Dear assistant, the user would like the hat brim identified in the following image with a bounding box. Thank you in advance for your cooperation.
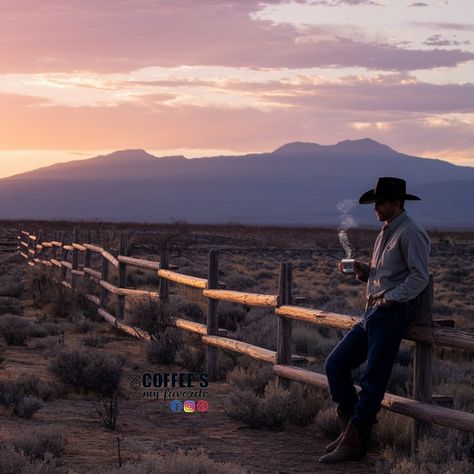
[358,189,421,204]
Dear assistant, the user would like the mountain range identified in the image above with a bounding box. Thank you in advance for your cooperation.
[1,139,474,228]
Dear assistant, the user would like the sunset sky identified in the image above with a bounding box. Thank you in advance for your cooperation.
[0,0,473,178]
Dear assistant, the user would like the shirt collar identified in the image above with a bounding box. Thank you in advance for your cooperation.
[382,210,407,233]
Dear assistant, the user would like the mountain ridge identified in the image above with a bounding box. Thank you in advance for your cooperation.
[1,139,473,228]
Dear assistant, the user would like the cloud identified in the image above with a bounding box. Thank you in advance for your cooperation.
[214,74,474,114]
[1,0,473,74]
[423,34,471,47]
[1,71,473,164]
[408,2,429,6]
[309,0,381,5]
[414,22,474,31]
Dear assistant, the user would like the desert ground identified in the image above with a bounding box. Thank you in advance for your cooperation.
[0,221,472,473]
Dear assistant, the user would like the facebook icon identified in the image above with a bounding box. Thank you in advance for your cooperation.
[170,400,183,412]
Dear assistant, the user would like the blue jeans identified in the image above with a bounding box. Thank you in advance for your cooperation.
[324,300,416,434]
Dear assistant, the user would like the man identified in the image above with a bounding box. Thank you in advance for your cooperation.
[319,177,430,464]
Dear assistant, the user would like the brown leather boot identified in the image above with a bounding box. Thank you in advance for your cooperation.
[319,421,360,463]
[323,408,352,454]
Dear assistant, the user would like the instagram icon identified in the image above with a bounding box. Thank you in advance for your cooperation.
[183,400,195,413]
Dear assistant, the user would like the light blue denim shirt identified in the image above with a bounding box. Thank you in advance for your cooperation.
[366,210,430,303]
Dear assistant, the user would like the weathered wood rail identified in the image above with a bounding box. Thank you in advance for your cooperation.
[17,228,474,455]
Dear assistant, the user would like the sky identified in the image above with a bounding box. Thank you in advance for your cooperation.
[0,0,473,178]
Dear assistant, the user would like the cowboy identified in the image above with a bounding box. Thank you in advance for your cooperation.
[319,177,430,464]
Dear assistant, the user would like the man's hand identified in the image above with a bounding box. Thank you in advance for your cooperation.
[379,297,394,307]
[338,260,369,282]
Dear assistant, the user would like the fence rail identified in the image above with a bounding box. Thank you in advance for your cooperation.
[16,228,474,454]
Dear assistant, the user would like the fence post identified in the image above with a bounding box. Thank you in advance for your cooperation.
[100,251,110,311]
[36,230,43,263]
[60,232,68,282]
[411,274,434,456]
[276,262,293,389]
[116,232,129,320]
[71,227,80,289]
[206,249,219,382]
[83,231,91,291]
[27,230,34,265]
[159,245,169,303]
[17,224,22,255]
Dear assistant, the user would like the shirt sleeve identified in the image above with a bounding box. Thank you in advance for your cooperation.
[383,227,430,303]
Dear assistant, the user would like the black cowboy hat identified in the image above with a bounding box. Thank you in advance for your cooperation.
[358,177,421,204]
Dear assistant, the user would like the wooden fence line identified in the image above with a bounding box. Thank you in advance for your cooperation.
[16,229,474,455]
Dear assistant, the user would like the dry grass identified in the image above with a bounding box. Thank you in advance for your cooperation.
[4,221,474,472]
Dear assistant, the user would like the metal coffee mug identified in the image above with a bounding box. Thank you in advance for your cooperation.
[341,258,355,273]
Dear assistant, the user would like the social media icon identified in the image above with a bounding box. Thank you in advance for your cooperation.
[170,400,183,412]
[196,400,209,413]
[183,400,195,413]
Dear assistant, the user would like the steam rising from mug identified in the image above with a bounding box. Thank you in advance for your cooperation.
[337,199,357,258]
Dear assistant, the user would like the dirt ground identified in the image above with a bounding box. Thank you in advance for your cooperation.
[2,221,473,473]
[0,294,377,473]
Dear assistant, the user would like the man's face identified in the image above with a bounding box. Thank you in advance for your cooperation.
[374,200,400,222]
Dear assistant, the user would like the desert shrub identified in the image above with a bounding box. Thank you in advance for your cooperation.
[37,321,63,336]
[218,350,240,377]
[26,267,57,308]
[375,433,474,474]
[372,410,411,452]
[218,302,247,331]
[231,309,276,351]
[227,362,273,396]
[126,267,160,287]
[72,317,96,334]
[225,272,256,291]
[0,375,52,418]
[0,315,37,345]
[0,296,22,315]
[175,342,205,372]
[0,444,59,474]
[109,447,250,474]
[386,363,412,396]
[224,382,291,431]
[15,396,44,418]
[258,382,292,430]
[176,301,204,323]
[292,326,337,360]
[49,347,124,396]
[82,334,105,348]
[435,382,474,412]
[74,290,100,321]
[48,286,77,320]
[11,427,66,461]
[30,335,64,353]
[313,407,341,439]
[34,278,98,322]
[253,270,274,281]
[287,382,323,426]
[146,328,182,365]
[93,391,119,430]
[125,297,175,335]
[0,276,25,298]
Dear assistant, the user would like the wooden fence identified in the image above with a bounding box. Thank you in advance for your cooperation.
[17,227,474,455]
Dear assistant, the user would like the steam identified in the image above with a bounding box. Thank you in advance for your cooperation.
[337,199,357,258]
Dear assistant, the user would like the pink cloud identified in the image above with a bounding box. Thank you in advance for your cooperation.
[0,89,472,164]
[1,0,472,73]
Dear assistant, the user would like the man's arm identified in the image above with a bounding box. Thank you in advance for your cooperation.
[383,228,430,303]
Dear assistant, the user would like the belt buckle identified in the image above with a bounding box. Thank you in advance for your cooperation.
[365,295,374,311]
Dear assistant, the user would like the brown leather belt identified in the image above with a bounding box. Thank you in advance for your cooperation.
[365,293,385,311]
